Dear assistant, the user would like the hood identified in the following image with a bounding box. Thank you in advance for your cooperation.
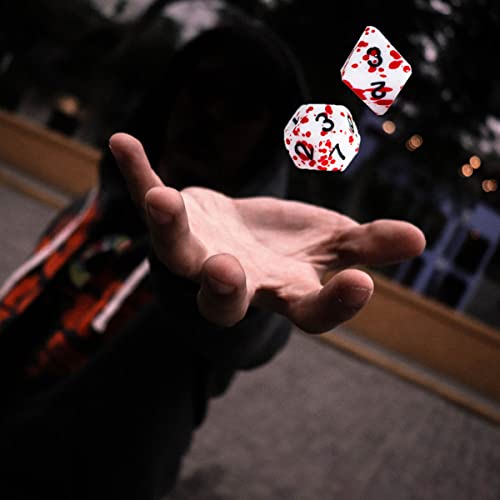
[98,12,308,229]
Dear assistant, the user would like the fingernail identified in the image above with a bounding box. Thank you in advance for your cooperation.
[207,275,236,295]
[148,205,173,225]
[341,287,372,309]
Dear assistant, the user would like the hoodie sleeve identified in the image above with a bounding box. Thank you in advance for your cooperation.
[148,251,291,371]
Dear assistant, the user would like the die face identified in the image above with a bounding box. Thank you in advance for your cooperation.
[341,26,412,115]
[284,105,307,137]
[284,104,360,172]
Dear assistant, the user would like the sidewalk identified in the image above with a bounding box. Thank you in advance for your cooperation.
[2,182,500,500]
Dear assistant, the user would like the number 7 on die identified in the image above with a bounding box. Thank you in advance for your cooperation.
[341,26,412,116]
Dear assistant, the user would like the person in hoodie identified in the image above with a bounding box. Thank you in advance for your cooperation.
[0,20,426,500]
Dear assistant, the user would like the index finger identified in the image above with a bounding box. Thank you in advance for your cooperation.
[109,132,163,213]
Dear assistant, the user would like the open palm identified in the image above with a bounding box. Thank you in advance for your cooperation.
[110,133,426,334]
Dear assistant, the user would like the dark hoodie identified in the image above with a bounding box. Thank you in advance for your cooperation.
[0,14,306,500]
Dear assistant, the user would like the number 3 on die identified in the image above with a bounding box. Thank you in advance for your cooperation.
[341,26,412,115]
[315,113,334,132]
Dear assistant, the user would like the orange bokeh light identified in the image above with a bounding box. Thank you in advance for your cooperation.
[461,164,473,177]
[382,120,396,134]
[469,155,481,169]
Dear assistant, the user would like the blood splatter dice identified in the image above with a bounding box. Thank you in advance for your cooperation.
[341,26,412,115]
[284,104,360,172]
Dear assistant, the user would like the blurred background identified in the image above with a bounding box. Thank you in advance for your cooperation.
[1,0,499,330]
[2,2,500,499]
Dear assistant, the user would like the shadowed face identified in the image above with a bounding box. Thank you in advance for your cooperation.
[159,48,272,195]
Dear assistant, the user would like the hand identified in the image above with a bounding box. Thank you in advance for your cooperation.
[109,133,426,334]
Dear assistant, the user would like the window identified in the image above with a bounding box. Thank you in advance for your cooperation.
[425,271,466,308]
[454,230,489,274]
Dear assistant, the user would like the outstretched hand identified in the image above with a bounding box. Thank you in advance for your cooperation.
[110,133,426,334]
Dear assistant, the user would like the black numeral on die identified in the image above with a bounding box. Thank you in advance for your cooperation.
[295,143,314,160]
[370,81,387,99]
[367,47,383,67]
[329,143,345,161]
[347,114,355,133]
[315,113,335,132]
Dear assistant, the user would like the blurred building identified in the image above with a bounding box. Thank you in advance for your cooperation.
[323,109,500,331]
[1,0,499,330]
[0,0,234,148]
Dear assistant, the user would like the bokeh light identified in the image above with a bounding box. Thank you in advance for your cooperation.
[56,95,80,116]
[461,164,473,177]
[382,120,396,134]
[469,155,481,169]
[482,179,498,192]
[405,134,423,151]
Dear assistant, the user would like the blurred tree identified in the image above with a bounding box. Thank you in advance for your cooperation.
[0,0,180,145]
[260,0,500,213]
[0,0,118,100]
[0,0,498,205]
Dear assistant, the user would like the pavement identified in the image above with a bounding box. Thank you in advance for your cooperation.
[2,182,500,500]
